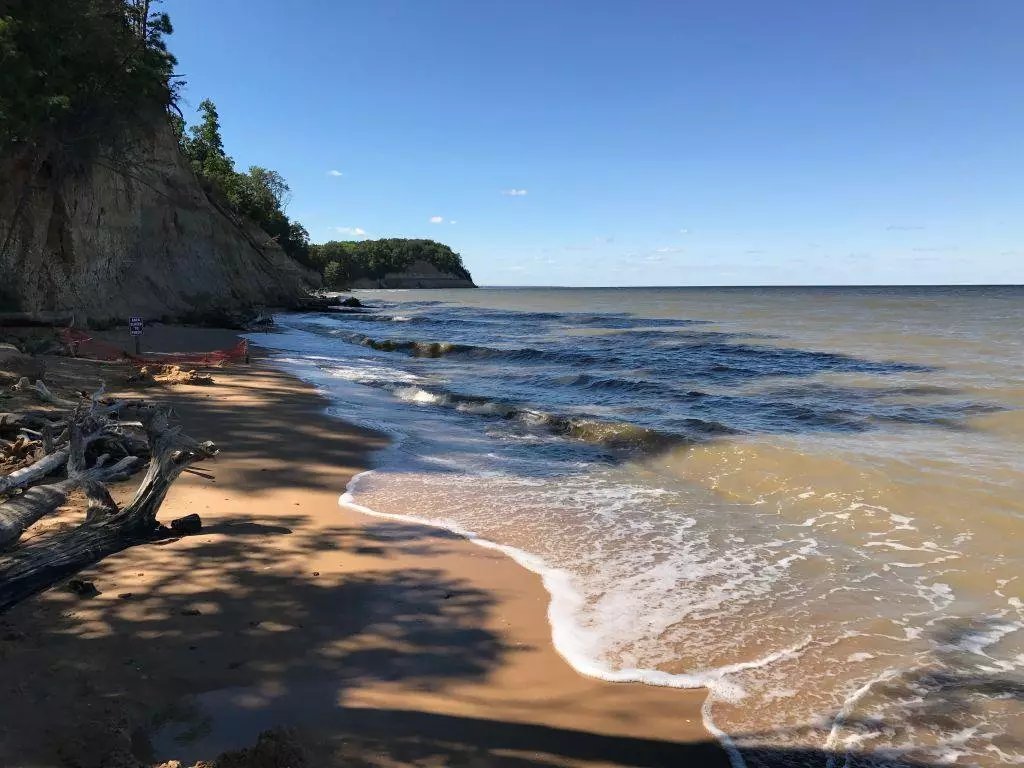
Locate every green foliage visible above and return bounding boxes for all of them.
[312,239,472,288]
[176,99,313,269]
[323,260,344,287]
[0,0,178,166]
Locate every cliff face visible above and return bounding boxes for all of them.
[349,259,476,289]
[0,121,318,322]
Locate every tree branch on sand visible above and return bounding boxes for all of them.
[0,398,217,613]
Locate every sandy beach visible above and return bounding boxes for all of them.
[0,326,725,767]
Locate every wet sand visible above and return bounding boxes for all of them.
[0,327,725,767]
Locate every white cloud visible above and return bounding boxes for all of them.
[655,247,684,254]
[501,189,528,196]
[449,220,457,225]
[429,216,444,223]
[679,228,690,234]
[332,226,366,237]
[327,170,343,177]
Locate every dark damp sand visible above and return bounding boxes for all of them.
[0,327,725,767]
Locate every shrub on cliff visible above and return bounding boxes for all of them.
[175,99,313,269]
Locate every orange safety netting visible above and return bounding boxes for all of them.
[59,328,249,366]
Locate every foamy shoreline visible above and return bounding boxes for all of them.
[268,345,810,768]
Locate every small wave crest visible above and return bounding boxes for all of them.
[383,380,718,451]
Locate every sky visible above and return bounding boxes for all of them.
[167,0,1023,286]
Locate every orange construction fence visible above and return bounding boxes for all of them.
[59,328,249,367]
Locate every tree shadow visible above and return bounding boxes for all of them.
[0,516,515,767]
[152,705,957,768]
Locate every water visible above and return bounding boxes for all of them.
[249,286,1024,767]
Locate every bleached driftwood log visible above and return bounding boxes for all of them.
[0,408,216,611]
[13,377,79,408]
[0,450,140,548]
[0,449,70,497]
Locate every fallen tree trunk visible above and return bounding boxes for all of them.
[0,449,69,497]
[0,454,139,548]
[0,398,128,498]
[0,409,217,612]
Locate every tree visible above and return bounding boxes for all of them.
[324,260,344,287]
[0,0,178,164]
[180,99,236,195]
[310,238,472,287]
[174,100,314,268]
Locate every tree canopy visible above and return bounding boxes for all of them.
[0,0,178,167]
[310,239,472,287]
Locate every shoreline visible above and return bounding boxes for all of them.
[0,327,726,767]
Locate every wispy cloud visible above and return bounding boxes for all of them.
[679,228,690,234]
[332,226,366,237]
[655,246,684,254]
[911,246,959,253]
[449,220,457,225]
[429,216,444,223]
[744,249,766,255]
[886,224,925,231]
[501,189,528,196]
[595,236,615,244]
[327,170,343,177]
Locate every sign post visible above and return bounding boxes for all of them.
[129,316,144,356]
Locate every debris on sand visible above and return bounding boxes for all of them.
[127,365,215,387]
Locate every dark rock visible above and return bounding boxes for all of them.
[215,727,308,768]
[288,294,338,312]
[66,578,99,598]
[180,608,201,616]
[170,513,202,535]
[340,296,362,308]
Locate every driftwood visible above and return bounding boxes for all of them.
[0,401,139,543]
[0,408,216,612]
[0,452,140,548]
[0,448,70,497]
[14,377,80,408]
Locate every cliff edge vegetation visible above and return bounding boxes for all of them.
[311,238,475,289]
[0,0,316,321]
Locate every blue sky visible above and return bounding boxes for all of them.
[168,0,1022,286]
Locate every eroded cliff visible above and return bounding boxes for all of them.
[0,121,318,323]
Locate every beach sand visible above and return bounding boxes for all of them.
[0,326,725,767]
